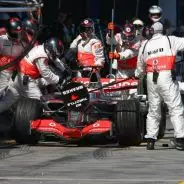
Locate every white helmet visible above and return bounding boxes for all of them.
[151,22,163,34]
[133,19,144,27]
[149,5,162,23]
[133,19,144,36]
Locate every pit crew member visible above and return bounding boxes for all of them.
[0,17,27,113]
[135,22,184,151]
[14,37,68,100]
[66,18,105,77]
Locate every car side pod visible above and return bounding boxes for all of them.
[31,119,111,141]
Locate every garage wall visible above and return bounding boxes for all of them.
[42,0,87,25]
[42,0,159,26]
[159,0,177,27]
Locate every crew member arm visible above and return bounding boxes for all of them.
[53,58,66,71]
[65,35,81,61]
[134,41,147,77]
[106,33,122,52]
[169,36,184,52]
[91,40,105,66]
[119,49,136,60]
[35,58,59,85]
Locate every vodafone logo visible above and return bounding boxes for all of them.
[84,20,89,24]
[153,59,158,65]
[17,26,21,31]
[93,123,100,127]
[49,122,56,127]
[126,27,131,33]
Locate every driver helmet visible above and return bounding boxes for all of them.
[44,37,64,60]
[6,17,23,40]
[79,18,95,39]
[149,5,162,23]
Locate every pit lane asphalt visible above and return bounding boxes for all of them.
[0,117,184,184]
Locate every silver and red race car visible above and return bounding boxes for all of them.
[12,71,166,146]
[0,0,166,146]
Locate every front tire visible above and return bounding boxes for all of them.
[13,98,42,145]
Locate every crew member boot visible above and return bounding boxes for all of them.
[146,138,155,150]
[174,138,184,151]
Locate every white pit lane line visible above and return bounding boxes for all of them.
[0,177,183,182]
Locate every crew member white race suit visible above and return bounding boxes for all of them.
[106,23,144,77]
[135,22,184,147]
[107,23,144,99]
[66,18,105,77]
[68,34,105,71]
[116,37,143,78]
[0,34,27,113]
[65,18,105,124]
[14,44,63,100]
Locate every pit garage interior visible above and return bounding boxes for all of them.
[1,1,184,184]
[41,0,184,27]
[42,0,159,25]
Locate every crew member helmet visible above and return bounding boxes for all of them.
[22,18,38,36]
[122,23,135,42]
[149,5,162,23]
[6,17,22,40]
[44,37,64,60]
[79,18,95,39]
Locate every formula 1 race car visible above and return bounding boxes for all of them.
[12,67,166,146]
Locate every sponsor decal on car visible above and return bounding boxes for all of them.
[61,82,89,110]
[62,85,84,95]
[73,77,138,90]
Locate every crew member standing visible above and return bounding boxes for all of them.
[135,22,184,150]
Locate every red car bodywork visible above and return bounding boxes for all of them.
[31,119,111,140]
[30,77,138,141]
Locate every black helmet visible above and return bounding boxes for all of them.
[142,26,154,39]
[44,37,64,60]
[22,18,37,36]
[79,18,95,38]
[6,17,22,40]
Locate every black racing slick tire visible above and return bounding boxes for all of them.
[13,98,42,145]
[115,100,143,146]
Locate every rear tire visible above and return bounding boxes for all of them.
[115,99,143,146]
[13,98,42,145]
[137,75,147,95]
